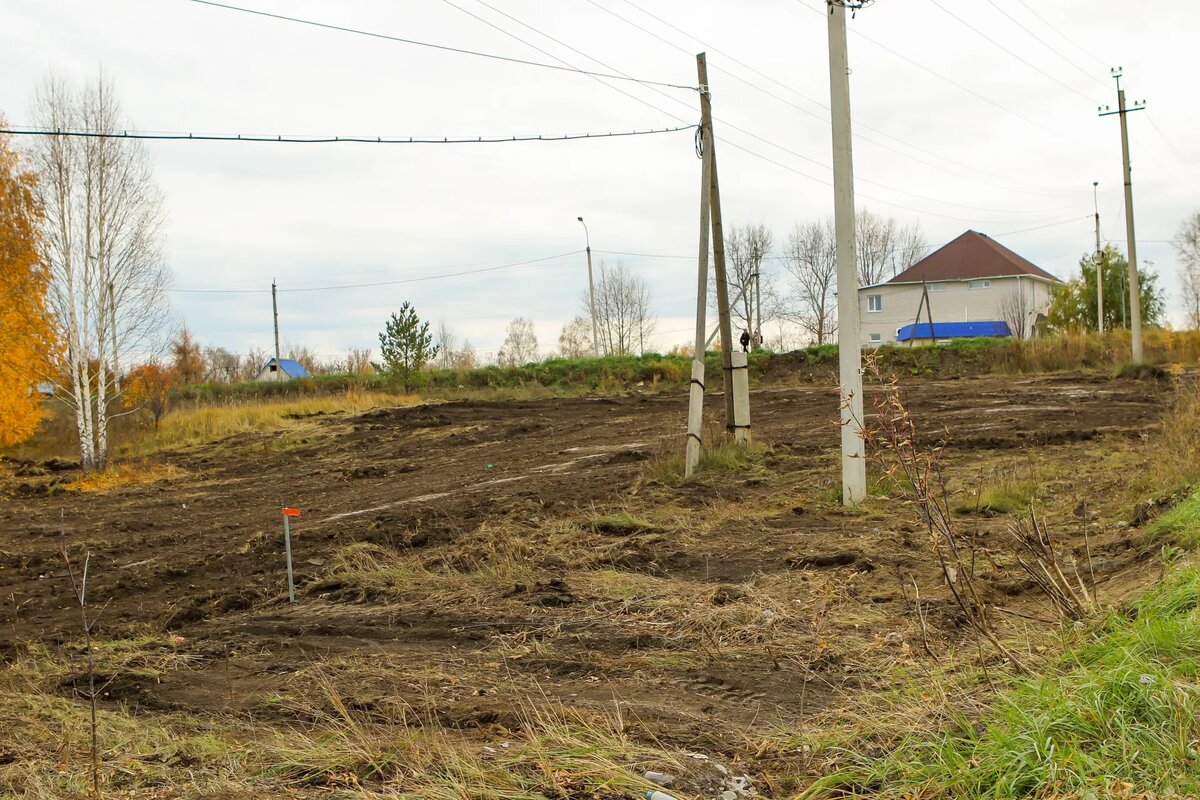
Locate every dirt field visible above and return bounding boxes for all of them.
[0,372,1174,796]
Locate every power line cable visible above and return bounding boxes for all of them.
[0,125,695,144]
[170,250,584,293]
[0,125,694,144]
[189,0,697,90]
[1012,0,1112,72]
[435,0,696,131]
[604,0,1084,198]
[924,0,1097,104]
[1142,112,1200,178]
[457,0,1066,219]
[982,0,1111,92]
[792,0,1091,151]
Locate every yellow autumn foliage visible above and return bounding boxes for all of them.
[0,122,56,447]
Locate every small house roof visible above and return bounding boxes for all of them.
[265,357,310,378]
[896,321,1012,341]
[886,230,1060,285]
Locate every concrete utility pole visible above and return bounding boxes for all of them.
[271,279,281,372]
[826,0,867,505]
[1093,181,1103,333]
[685,117,713,477]
[1099,68,1146,363]
[697,53,740,436]
[577,217,601,356]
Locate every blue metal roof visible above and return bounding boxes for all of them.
[269,358,310,378]
[896,321,1011,342]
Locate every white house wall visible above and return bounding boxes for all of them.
[857,277,1054,346]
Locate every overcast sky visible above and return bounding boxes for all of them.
[3,0,1197,360]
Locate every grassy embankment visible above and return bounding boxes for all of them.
[7,329,1200,468]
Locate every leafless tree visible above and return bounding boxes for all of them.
[434,319,458,369]
[284,342,318,374]
[345,347,373,376]
[856,209,927,286]
[723,223,774,336]
[453,340,477,369]
[1173,211,1200,330]
[557,316,593,359]
[34,74,170,472]
[203,346,241,383]
[998,286,1033,339]
[240,346,269,380]
[587,261,656,356]
[782,221,838,345]
[497,318,539,366]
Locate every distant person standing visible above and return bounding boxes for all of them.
[751,329,763,350]
[739,329,751,352]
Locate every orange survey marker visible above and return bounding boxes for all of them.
[281,508,300,603]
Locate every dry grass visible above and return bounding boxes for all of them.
[5,390,419,462]
[130,390,416,455]
[66,462,184,492]
[991,329,1200,374]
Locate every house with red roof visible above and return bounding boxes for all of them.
[857,230,1062,347]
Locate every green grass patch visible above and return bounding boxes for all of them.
[811,567,1200,799]
[1148,492,1200,548]
[586,511,659,536]
[953,479,1037,516]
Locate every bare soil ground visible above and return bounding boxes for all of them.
[0,372,1173,797]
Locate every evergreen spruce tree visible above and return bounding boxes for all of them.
[378,302,438,392]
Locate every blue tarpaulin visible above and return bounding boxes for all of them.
[896,321,1011,342]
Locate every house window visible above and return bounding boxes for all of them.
[869,333,882,344]
[968,279,991,289]
[867,294,882,312]
[927,282,946,292]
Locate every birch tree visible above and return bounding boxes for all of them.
[32,74,170,472]
[855,209,927,285]
[497,318,539,366]
[723,223,774,335]
[587,262,655,356]
[782,221,838,345]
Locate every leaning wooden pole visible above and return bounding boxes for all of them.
[685,109,713,477]
[697,53,736,433]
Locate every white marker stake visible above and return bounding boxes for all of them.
[281,507,301,603]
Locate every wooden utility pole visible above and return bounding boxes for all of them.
[1099,68,1145,363]
[685,116,713,477]
[578,217,601,356]
[271,279,281,372]
[697,54,737,432]
[1093,181,1103,333]
[826,1,866,505]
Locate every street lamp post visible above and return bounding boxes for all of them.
[577,217,601,356]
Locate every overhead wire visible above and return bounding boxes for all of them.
[0,125,696,144]
[170,250,585,293]
[981,0,1111,92]
[792,0,1091,151]
[602,0,1085,199]
[1012,0,1113,73]
[188,0,697,90]
[923,0,1098,104]
[452,0,1066,221]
